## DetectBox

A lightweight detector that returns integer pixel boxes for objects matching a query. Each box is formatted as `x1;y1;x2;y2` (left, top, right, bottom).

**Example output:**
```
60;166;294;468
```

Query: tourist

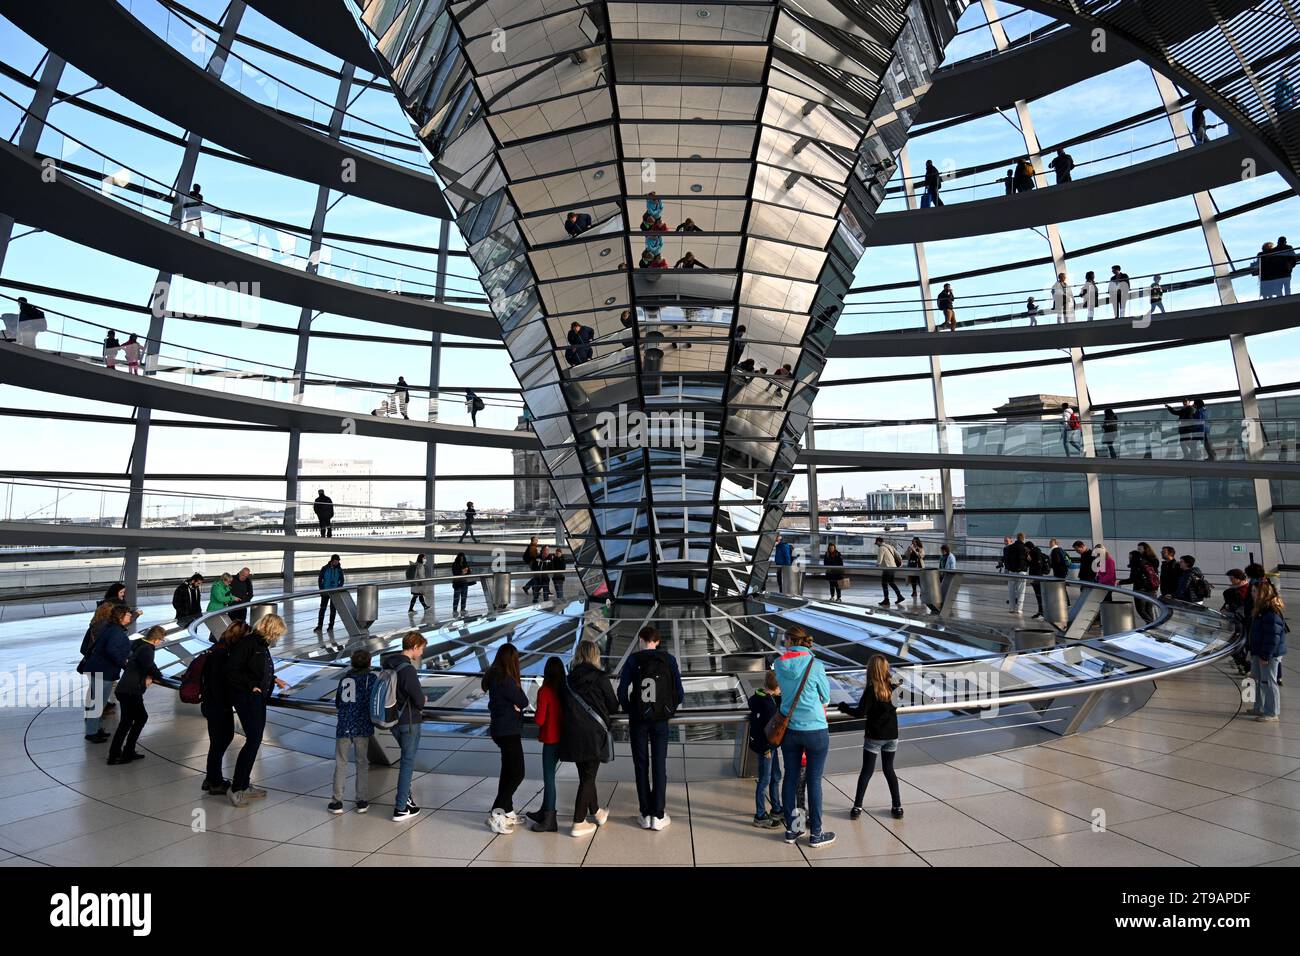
1078;270;1098;321
1002;169;1014;194
1101;408;1118;458
1060;403;1083;456
1003;532;1030;615
1125;547;1160;623
1194;398;1216;460
460;501;478;543
179;183;206;237
1013;157;1036;193
82;604;134;742
560;640;617;837
904;536;925;601
564;211;592;238
1248;579;1286;721
229;567;253;622
1073;540;1098;584
618;624;685;831
875;536;905;605
565;321;594;366
103;330;121;369
1175;555;1212;604
922;159;943;207
1051;272;1073;323
1223;568;1253;674
549;547;567;601
201;620;244;796
483;643;529;834
315;555;344;632
106;625;168;765
122;333;144;375
1026;539;1050;618
1108;265;1130;318
1049;538;1070;579
1148;274;1166;315
330;649;376;814
839;654;903;820
1191;102;1208;145
171;572;204;627
528;545;551;603
466;389;484;427
1049;147;1075;184
385;631;427;821
1026;296;1041;326
824;542;846;602
939;543;956;603
451;553;471;615
1158;545;1180;599
527;655;565;833
406;553;430;613
774;625;834;848
746;670;784;828
207;572;236;613
1257;241;1287;298
772;533;794;592
1095;545;1117;586
14;296;46;347
1165;398;1201;459
394;376;411;419
676;217;702;232
226;612;287;807
313;489;334;537
936;282;956;331
1274;236;1296;296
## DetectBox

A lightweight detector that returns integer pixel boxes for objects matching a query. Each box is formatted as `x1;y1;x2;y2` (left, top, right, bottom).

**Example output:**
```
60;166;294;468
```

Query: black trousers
108;693;148;760
204;705;235;786
492;734;525;813
881;570;903;601
828;578;842;600
408;592;427;611
231;691;267;792
574;759;601;824
318;520;332;537
317;595;336;629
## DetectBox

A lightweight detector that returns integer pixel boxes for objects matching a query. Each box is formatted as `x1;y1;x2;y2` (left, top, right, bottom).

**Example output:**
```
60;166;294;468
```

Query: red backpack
1068;411;1081;430
179;650;210;705
1141;562;1160;592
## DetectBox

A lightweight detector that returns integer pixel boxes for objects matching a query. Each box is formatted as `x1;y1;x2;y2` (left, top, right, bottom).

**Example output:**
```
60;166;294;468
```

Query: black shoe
106;756;123;765
525;809;546;827
85;732;110;743
328;801;344;814
407;800;420;814
850;806;862;820
891;806;904;819
124;751;145;761
203;781;231;796
877;600;890;607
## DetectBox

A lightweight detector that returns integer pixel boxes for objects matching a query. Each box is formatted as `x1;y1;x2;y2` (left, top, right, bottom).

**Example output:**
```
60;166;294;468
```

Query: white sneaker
571;820;596;837
651;814;671;831
502;810;520;827
487;809;515;834
638;814;653;829
593;808;609;826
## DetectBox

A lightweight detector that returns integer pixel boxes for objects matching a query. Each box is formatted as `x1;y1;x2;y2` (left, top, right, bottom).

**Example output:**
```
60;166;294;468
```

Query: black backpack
1027;545;1048;576
628;650;679;721
472;395;485;411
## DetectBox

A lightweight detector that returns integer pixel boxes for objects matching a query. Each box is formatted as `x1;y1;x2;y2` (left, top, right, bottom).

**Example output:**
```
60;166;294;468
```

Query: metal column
0;53;65;273
426;219;450;543
805;422;820;562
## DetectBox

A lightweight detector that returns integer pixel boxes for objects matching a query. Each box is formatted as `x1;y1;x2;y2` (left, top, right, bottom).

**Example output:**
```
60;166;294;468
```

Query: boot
531;809;558;832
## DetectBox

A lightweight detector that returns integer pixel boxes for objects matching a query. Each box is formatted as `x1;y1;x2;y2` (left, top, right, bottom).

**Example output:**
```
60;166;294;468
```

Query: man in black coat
172;573;204;627
229;567;253;622
313;490;334;537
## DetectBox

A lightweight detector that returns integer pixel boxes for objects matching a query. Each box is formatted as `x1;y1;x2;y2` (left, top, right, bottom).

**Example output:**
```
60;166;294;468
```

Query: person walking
1124;545;1161;623
746;670;784;828
315;555;344;632
1049;147;1075;185
839;655;903;820
1108;265;1130;319
82;604;134;742
329;649;376;814
904;536;925;601
229;567;253;622
102;330;121;369
1049;538;1070;579
1102;408;1119;458
772;533;794;592
1193;398;1216;460
122;333;144;375
451;552;471;616
1078;271;1098;321
1165;398;1201;459
527;655;566;833
1148;274;1167;315
201;620;244;796
875;537;905;605
406;553;430;613
106;625;169;765
1174;554;1213;604
459;501;478;542
1025;296;1041;326
1247;579;1286;722
1158;545;1180;600
1051;272;1073;323
1274;236;1296;296
483;644;529;834
1191;102;1208;145
313;490;334;537
226;613;288;807
936;283;956;331
385;631;428;821
549;547;567;601
465;389;483;427
774;625;835;848
172;572;204;627
1060;402;1083;456
179;184;207;237
1003;532;1031;614
560;640;618;837
922;159;943;208
938;543;957;604
393;376;411;419
824;542;846;602
618;624;685;831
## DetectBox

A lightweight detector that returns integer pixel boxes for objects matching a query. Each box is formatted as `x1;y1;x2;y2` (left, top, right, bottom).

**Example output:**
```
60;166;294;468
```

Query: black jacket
227;635;273;696
114;640;165;697
381;653;425;725
313;495;334;522
1049;546;1069;578
558;662;617;763
839;687;899;741
481;675;529;738
824;550;845;580
548;552;566;580
200;643;232;716
1125;554;1159;593
172;582;203;619
230;574;253;605
1166;405;1199;437
1002;541;1029;573
1159;558;1181;596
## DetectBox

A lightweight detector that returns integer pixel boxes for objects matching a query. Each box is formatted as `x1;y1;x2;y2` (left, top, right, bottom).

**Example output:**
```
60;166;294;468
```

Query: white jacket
877;543;900;568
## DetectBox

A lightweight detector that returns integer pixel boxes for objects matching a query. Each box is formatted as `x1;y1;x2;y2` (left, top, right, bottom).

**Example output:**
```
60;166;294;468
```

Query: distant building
298;458;374;524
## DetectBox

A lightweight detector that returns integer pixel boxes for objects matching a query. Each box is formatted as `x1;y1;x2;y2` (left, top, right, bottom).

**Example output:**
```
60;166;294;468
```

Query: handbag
566;676;614;764
765;655;816;747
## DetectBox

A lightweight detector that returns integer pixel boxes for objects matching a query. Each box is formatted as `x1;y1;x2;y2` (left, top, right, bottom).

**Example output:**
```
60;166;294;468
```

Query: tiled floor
3;606;1299;867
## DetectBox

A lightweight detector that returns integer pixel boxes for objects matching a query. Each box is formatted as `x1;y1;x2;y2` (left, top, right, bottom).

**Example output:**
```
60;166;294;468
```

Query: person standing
201;620;244;796
207;572;236;613
315;555;344;633
1148;274;1167;315
102;330;121;369
172;572;204;627
179;184;206;238
875;537;905;605
774;625;835;848
922;159;943;208
618;624;685;831
939;543;957;603
565;322;595;366
1026;296;1041;326
1191;102;1208;145
451;552;471;616
560;640;617;837
1051;272;1073;323
329;649;376;814
1003;532;1031;614
772;533;794;592
106;625;169;765
1193;398;1216;460
1158;545;1180;599
1108;265;1130;319
14;296;46;347
386;631;428;821
527;656;566;833
483;644;529;834
1274;236;1296;296
226;613;288;807
1101;408;1119;458
549;547;567;601
1049;147;1075;184
394;376;411;419
936;283;956;331
824;542;845;602
1013;157;1036;193
406;553;430;613
313;490;334;537
465;389;483;427
1061;403;1083;456
459;501;478;543
1175;554;1212;604
122;334;144;375
904;536;925;601
1002;168;1015;195
82;604;134;741
1078;271;1098;321
1248;579;1286;721
1049;538;1070;579
746;671;784;828
1165;398;1200;459
229;567;253;622
839;655;903;820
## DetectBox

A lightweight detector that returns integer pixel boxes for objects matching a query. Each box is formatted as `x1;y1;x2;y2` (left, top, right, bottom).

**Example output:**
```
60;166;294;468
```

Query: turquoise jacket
774;648;830;731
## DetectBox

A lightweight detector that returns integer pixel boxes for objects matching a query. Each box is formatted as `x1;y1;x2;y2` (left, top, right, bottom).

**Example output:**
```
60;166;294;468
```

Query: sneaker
571;820;597;837
593;808;609;826
502;810;520;827
1256;715;1280;722
651;814;671;831
808;831;837;849
891;806;904;819
84;732;109;743
393;806;420;821
876;600;890;607
753;814;784;829
356;801;369;814
227;788;249;808
244;785;268;800
638;814;654;829
406;800;420;813
849;806;862;820
783;828;800;844
487;808;515;834
328;800;344;814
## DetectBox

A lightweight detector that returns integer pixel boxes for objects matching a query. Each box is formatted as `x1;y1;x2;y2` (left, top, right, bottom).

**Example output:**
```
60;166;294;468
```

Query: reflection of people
564;212;592;238
564;322;594;366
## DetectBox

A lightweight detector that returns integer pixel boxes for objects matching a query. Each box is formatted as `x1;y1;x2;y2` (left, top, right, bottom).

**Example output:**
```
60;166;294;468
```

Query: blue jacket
481;675;529;738
335;668;376;738
1249;610;1288;659
773;648;830;731
318;562;344;590
85;622;132;680
773;541;794;566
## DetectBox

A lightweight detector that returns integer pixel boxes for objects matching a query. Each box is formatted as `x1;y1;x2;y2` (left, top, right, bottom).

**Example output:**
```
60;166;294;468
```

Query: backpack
405;562;418;581
370;663;405;729
472;395;485;411
179;650;210;705
628;650;679;721
1193;570;1213;601
1140;561;1160;592
1068;412;1081;430
1028;546;1048;576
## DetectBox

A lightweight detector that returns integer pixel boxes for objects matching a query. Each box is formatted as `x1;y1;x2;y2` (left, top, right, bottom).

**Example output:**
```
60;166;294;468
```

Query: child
746;671;784;828
527;656;565;832
838;654;903;819
330;649;376;814
107;625;168;765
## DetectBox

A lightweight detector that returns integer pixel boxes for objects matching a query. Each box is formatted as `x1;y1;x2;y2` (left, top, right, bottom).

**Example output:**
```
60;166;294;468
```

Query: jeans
459;521;477;542
1251;655;1282;717
781;728;829;836
541;742;560;812
1007;571;1029;611
880;570;902;602
452;584;468;615
1062;428;1082;456
333;735;371;802
755;748;783;818
204;705;235;786
231;690;267;792
83;675;112;735
629;719;670;819
108;693;148;760
317;594;336;629
552;578;564;601
492;734;525;813
573;759;600;824
393;720;422;811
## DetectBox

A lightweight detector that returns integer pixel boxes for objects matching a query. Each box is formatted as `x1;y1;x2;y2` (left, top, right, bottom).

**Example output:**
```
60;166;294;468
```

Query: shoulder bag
566;676;615;764
766;655;816;747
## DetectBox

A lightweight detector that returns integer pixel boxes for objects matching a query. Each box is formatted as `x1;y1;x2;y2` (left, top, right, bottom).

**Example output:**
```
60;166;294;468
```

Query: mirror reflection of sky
0;1;1295;518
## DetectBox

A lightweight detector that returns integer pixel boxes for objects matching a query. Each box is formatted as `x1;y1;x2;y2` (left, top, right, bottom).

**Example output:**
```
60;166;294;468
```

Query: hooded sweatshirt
381;652;425;726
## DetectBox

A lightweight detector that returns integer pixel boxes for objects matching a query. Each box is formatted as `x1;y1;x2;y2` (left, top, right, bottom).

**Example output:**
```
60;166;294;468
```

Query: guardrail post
938;571;963;617
1040;579;1069;628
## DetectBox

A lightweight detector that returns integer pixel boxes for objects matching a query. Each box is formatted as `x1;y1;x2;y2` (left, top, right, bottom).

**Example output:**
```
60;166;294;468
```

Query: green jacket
207;580;234;611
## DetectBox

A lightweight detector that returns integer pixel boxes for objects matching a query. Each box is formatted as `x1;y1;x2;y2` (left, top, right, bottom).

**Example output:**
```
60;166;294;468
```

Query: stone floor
2;604;1299;867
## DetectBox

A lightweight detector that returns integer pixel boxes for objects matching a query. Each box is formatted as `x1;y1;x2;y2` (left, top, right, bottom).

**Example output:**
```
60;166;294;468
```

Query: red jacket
534;684;562;744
